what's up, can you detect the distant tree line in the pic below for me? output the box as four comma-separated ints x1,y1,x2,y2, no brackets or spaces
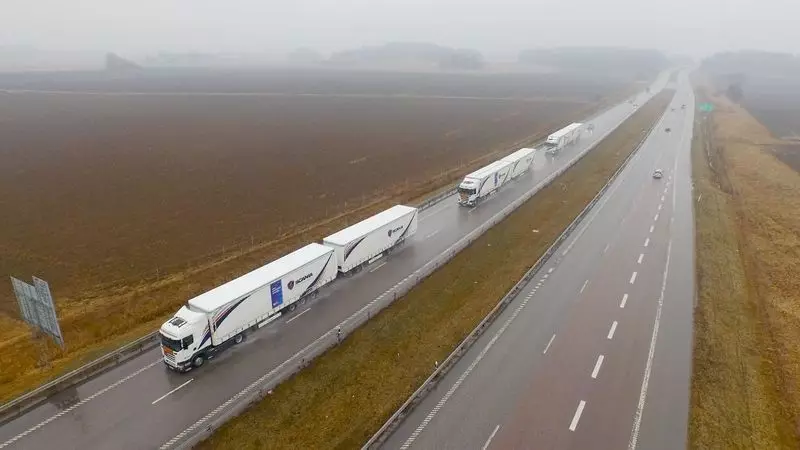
518,47,668,78
700,50,800,103
324,42,485,70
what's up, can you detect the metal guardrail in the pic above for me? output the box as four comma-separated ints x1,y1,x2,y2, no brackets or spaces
170,90,665,449
0,331,159,424
362,98,666,449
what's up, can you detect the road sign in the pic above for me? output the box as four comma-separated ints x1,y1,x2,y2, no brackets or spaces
11,276,65,348
699,103,714,112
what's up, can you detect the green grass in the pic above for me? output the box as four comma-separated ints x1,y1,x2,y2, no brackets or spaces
196,91,675,450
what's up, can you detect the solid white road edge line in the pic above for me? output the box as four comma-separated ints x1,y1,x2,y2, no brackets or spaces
152,379,194,405
482,425,501,450
399,280,538,449
591,355,605,379
569,400,587,431
544,334,556,354
608,321,618,340
628,240,672,450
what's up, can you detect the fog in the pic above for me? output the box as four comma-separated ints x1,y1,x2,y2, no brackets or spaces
1,0,796,59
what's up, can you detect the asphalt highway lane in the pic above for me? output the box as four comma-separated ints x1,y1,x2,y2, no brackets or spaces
384,72,693,450
0,73,670,450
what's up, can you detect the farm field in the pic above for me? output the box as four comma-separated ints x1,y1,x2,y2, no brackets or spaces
0,68,635,402
738,77,800,172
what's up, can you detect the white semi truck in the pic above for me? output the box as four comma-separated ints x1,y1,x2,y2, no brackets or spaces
457,160,512,207
500,147,536,179
323,205,418,274
544,123,583,154
159,243,337,371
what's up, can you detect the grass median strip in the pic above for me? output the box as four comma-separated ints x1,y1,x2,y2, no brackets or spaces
689,84,800,448
196,90,673,449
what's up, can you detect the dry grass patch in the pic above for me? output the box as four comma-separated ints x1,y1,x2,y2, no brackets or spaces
689,82,800,448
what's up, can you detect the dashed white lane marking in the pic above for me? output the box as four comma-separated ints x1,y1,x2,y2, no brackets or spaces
544,334,556,354
152,379,194,405
658,204,663,211
643,238,650,248
543,274,549,280
603,243,610,254
424,229,440,240
629,272,638,284
482,425,501,450
608,321,618,340
548,267,554,274
580,280,588,293
1,359,161,449
369,262,387,273
628,240,672,450
637,253,644,264
591,355,605,379
620,293,629,308
286,307,311,324
400,279,539,449
661,195,665,202
569,400,587,431
654,213,659,222
649,225,654,233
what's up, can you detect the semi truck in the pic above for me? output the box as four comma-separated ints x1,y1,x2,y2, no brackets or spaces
544,123,583,154
500,147,536,179
323,205,418,274
457,160,512,207
159,243,338,371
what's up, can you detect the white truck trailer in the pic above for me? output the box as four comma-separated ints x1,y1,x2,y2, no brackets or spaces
544,123,583,154
500,147,536,179
457,160,512,207
159,243,337,371
323,204,418,274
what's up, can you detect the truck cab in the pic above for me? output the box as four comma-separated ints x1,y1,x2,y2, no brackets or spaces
159,305,209,372
457,178,479,206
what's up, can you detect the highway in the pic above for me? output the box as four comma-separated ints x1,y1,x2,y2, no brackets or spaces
0,73,670,450
383,72,694,450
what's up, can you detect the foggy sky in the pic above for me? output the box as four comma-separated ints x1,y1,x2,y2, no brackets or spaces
2,0,796,59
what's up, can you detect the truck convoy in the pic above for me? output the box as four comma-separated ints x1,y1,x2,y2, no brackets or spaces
544,123,583,155
457,160,512,207
159,205,418,372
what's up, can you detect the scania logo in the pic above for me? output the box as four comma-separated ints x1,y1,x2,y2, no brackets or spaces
387,225,403,237
289,273,313,289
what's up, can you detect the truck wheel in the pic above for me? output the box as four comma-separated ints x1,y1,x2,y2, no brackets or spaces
234,333,244,345
288,303,297,313
192,354,205,368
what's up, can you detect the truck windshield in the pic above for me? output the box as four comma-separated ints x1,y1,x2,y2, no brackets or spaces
160,334,182,352
458,187,476,196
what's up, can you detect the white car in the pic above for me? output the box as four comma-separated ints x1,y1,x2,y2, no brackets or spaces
653,169,663,179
